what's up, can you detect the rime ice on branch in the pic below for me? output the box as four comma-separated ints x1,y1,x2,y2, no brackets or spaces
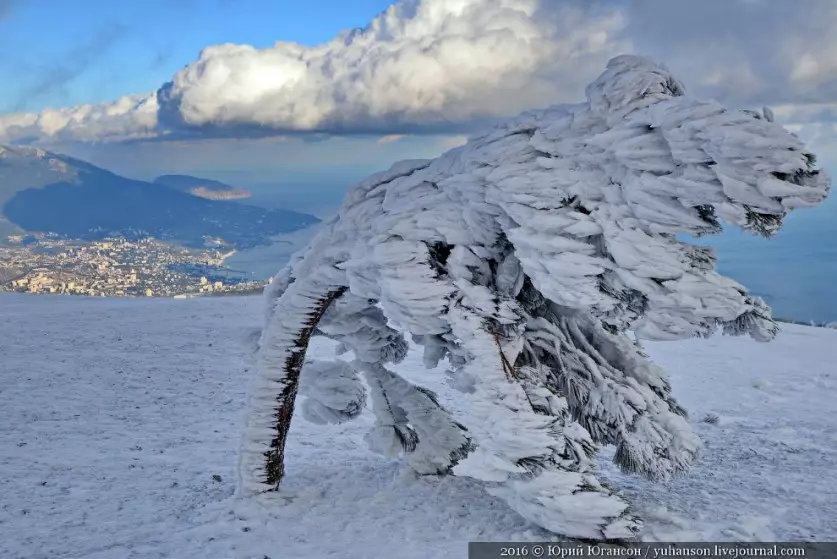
239,55,830,540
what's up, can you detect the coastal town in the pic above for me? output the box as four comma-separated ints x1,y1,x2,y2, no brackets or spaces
0,235,267,298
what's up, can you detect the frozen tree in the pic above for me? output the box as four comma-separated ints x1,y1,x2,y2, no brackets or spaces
239,55,830,540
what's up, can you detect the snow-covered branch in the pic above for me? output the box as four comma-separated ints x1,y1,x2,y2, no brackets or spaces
243,55,831,540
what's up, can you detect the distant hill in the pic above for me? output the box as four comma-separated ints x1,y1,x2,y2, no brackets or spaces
153,174,252,201
0,145,318,249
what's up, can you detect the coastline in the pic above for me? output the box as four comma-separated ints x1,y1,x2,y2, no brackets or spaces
218,225,322,282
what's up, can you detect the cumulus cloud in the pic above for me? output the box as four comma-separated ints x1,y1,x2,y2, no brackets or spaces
626,0,837,107
0,94,160,143
154,0,626,133
2,0,837,146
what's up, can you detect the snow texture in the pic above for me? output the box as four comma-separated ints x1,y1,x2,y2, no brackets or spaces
245,55,830,539
1,293,836,558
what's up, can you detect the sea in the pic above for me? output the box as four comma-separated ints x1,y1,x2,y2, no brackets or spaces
221,226,321,282
704,193,837,325
228,184,837,326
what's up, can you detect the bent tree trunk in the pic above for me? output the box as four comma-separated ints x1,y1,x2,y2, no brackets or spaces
241,279,346,494
264,285,347,486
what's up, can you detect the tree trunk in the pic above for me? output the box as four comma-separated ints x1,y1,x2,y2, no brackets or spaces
262,286,347,488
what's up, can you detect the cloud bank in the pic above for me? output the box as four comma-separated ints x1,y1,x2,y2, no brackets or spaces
0,94,160,143
1,0,836,145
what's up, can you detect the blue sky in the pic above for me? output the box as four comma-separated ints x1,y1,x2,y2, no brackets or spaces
0,0,835,209
0,0,396,113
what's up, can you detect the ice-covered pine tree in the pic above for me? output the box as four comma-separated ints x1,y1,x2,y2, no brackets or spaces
239,55,830,540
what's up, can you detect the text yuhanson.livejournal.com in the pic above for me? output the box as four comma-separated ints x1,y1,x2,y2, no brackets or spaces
468,543,827,559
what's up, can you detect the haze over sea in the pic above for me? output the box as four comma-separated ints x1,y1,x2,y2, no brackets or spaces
228,168,837,326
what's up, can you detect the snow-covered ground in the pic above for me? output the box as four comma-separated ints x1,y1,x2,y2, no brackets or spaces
1,293,836,558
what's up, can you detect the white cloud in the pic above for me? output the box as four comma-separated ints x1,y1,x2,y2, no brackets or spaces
0,94,159,143
154,0,627,133
2,0,837,145
625,0,837,107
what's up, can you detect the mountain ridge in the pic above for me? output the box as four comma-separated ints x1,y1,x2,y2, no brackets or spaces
0,144,318,248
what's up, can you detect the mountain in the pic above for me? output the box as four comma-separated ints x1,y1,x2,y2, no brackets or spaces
1,292,836,556
153,174,252,200
0,145,318,248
